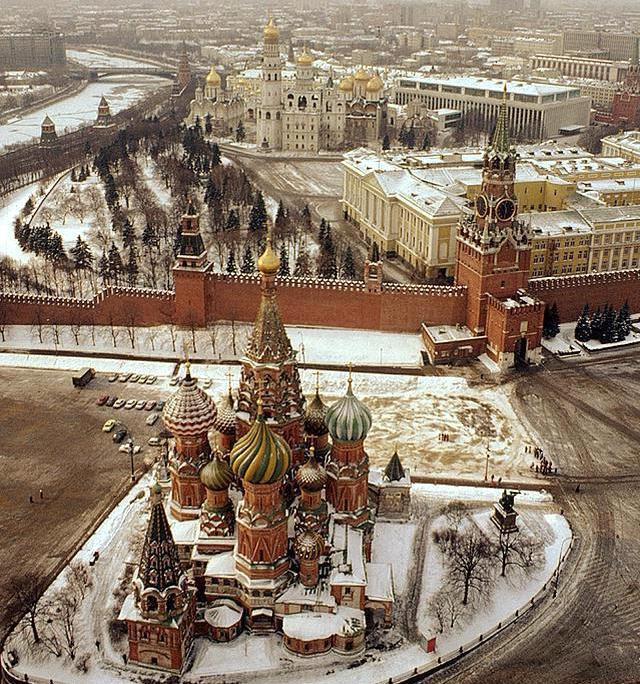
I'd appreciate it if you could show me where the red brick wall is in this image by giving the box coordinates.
[529,271,640,322]
[485,296,544,356]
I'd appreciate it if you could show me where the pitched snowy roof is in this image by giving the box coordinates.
[365,562,394,602]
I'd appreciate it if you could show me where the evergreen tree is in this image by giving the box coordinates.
[108,242,123,285]
[294,248,312,277]
[341,245,356,280]
[574,304,592,342]
[70,235,93,271]
[599,304,616,343]
[590,307,603,340]
[318,218,328,245]
[211,142,221,166]
[279,243,290,277]
[98,251,110,286]
[249,191,268,233]
[301,203,312,231]
[241,244,255,273]
[236,121,246,143]
[142,222,157,249]
[70,168,77,183]
[275,200,287,232]
[382,133,390,151]
[619,300,632,337]
[421,129,432,151]
[226,249,237,274]
[225,209,240,232]
[127,245,139,286]
[122,218,135,249]
[371,242,380,262]
[204,113,213,135]
[543,302,560,339]
[405,125,416,149]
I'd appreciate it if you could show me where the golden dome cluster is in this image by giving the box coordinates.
[338,76,354,92]
[297,46,314,67]
[354,68,370,82]
[264,17,279,44]
[366,74,384,92]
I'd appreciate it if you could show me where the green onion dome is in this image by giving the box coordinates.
[294,530,324,561]
[230,401,291,484]
[304,389,328,437]
[200,455,234,491]
[295,452,327,492]
[326,376,372,442]
[163,363,217,438]
[214,390,237,436]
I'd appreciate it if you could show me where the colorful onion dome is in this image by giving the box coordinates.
[200,455,234,491]
[296,451,327,492]
[304,387,328,437]
[230,401,291,484]
[326,373,372,442]
[297,46,314,66]
[206,66,221,86]
[162,363,217,438]
[214,390,237,436]
[354,68,370,82]
[257,233,280,275]
[264,17,279,44]
[366,74,384,92]
[294,529,324,560]
[338,76,354,92]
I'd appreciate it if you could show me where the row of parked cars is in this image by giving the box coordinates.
[169,375,213,388]
[109,373,158,385]
[102,417,165,446]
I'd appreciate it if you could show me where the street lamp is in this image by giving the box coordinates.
[553,536,572,598]
[484,440,490,482]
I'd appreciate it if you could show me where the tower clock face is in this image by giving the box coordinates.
[496,199,516,221]
[476,194,488,218]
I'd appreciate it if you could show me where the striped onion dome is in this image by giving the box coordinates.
[304,389,328,437]
[294,530,324,560]
[326,376,372,442]
[214,390,237,436]
[200,455,234,491]
[162,364,217,438]
[295,452,327,492]
[230,402,291,484]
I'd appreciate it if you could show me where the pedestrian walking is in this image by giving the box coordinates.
[39,488,43,500]
[95,639,100,651]
[29,495,33,504]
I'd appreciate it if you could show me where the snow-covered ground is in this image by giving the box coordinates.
[0,182,42,262]
[542,320,640,356]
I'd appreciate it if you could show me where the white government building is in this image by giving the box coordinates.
[393,76,591,140]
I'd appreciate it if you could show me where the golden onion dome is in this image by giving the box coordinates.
[264,17,280,44]
[338,76,354,92]
[294,530,324,560]
[200,455,234,491]
[162,363,217,438]
[214,390,237,436]
[206,66,221,86]
[230,402,291,484]
[257,235,280,275]
[366,74,384,92]
[326,374,372,443]
[354,68,370,82]
[295,452,327,492]
[304,389,328,437]
[297,47,314,66]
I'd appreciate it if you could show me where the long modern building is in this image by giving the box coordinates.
[531,55,631,83]
[562,30,639,64]
[393,77,591,140]
[0,30,66,69]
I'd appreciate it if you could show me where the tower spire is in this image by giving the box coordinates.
[492,83,511,154]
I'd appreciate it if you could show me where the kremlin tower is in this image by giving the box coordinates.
[256,17,283,149]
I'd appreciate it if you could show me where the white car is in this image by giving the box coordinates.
[146,413,159,426]
[119,444,142,454]
[148,436,163,446]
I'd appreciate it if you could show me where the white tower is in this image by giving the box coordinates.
[257,17,283,149]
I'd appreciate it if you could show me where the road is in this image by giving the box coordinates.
[427,356,640,684]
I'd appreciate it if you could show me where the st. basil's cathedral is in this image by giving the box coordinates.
[118,230,412,673]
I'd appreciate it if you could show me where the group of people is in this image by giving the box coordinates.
[438,432,452,442]
[527,444,557,476]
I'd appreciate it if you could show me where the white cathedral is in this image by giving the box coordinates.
[186,66,245,136]
[257,18,390,152]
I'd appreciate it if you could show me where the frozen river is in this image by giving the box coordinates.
[0,49,172,152]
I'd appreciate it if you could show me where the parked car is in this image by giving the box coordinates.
[119,443,141,454]
[96,395,109,406]
[108,374,118,383]
[169,376,179,386]
[156,400,165,410]
[146,376,157,384]
[125,399,136,410]
[106,396,117,407]
[148,436,163,446]
[135,400,146,410]
[130,374,140,383]
[114,399,125,409]
[203,379,212,389]
[112,429,127,443]
[146,413,159,426]
[102,419,116,432]
[119,373,131,383]
[138,375,148,384]
[144,400,156,411]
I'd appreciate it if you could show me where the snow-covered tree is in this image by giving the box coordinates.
[574,304,591,342]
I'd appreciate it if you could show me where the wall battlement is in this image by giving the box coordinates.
[530,269,640,291]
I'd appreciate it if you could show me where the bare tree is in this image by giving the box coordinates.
[66,561,93,602]
[11,572,47,643]
[147,328,159,352]
[495,529,544,578]
[70,322,83,346]
[108,315,120,348]
[32,307,45,344]
[208,323,218,357]
[125,312,137,349]
[167,321,177,353]
[433,524,494,605]
[53,586,79,661]
[429,585,467,633]
[187,313,198,354]
[0,307,7,342]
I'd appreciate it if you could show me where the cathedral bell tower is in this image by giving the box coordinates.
[455,84,532,336]
[256,17,283,149]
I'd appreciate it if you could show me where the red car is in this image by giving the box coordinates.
[96,395,109,406]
